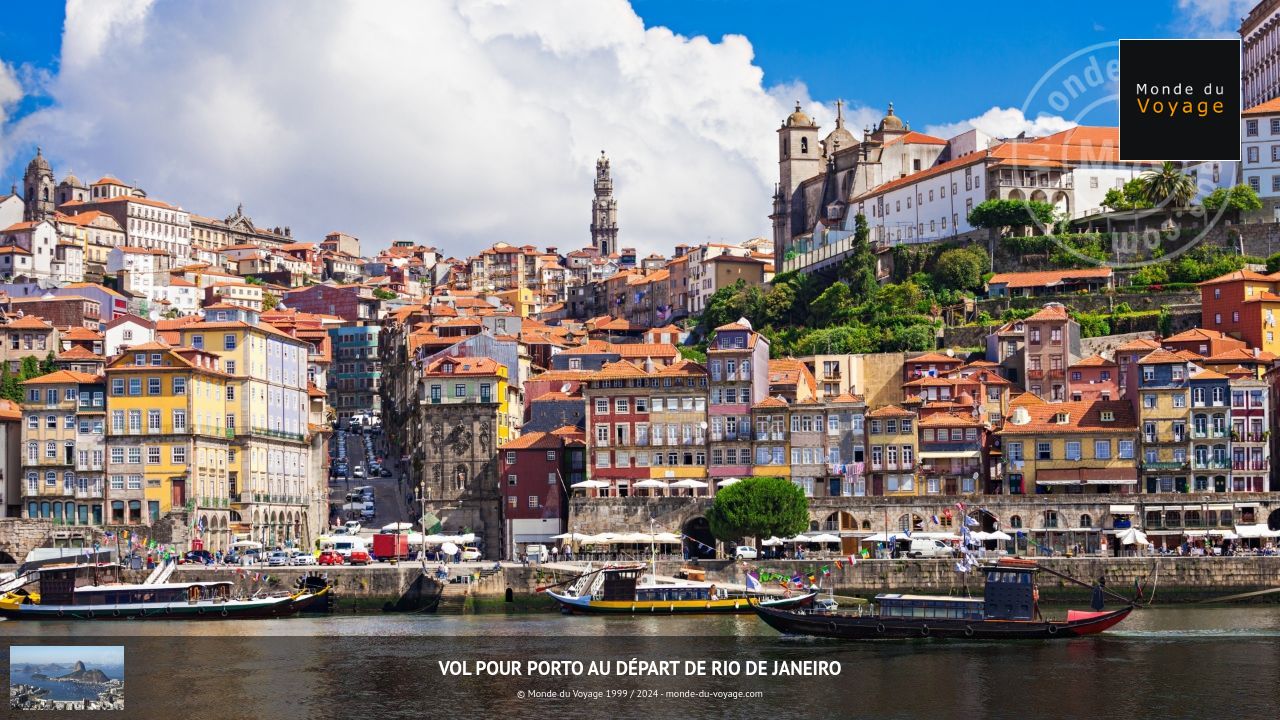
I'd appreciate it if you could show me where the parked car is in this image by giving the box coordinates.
[379,467,392,477]
[461,546,482,561]
[318,550,344,566]
[733,545,758,560]
[267,551,290,567]
[353,467,365,478]
[524,544,548,562]
[896,538,959,559]
[292,553,317,566]
[344,521,362,534]
[182,550,214,565]
[348,550,372,566]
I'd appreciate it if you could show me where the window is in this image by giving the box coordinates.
[454,384,465,398]
[1248,146,1260,163]
[148,377,161,395]
[594,399,608,415]
[128,378,141,395]
[595,451,610,468]
[1249,176,1260,192]
[635,397,648,413]
[128,447,141,464]
[223,334,237,350]
[172,376,187,395]
[112,378,125,395]
[148,410,161,432]
[147,447,161,464]
[1094,440,1111,459]
[225,360,236,375]
[615,398,629,414]
[1248,119,1259,136]
[172,446,187,464]
[128,410,141,432]
[1036,442,1051,460]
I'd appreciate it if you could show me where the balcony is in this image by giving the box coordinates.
[1026,369,1044,380]
[1232,460,1269,471]
[1143,461,1187,471]
[1192,459,1231,470]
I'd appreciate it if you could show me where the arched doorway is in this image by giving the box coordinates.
[0,551,15,564]
[1268,509,1280,531]
[682,517,716,560]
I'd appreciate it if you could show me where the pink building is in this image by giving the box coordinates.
[1068,355,1119,402]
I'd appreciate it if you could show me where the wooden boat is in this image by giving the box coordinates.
[0,561,333,621]
[546,564,816,615]
[754,557,1132,640]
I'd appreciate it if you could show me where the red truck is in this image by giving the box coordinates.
[372,533,410,561]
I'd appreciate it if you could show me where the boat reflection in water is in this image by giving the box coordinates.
[755,557,1132,640]
[547,564,816,614]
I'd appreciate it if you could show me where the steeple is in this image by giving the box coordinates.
[22,147,55,223]
[590,150,618,256]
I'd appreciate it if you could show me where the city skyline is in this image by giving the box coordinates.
[0,0,1249,258]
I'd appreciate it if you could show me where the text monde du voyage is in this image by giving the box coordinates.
[1133,82,1229,118]
[437,659,842,677]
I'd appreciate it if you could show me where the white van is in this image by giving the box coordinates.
[896,538,957,559]
[333,537,370,559]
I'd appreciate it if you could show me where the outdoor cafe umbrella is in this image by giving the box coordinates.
[440,542,460,556]
[988,530,1013,541]
[381,522,413,532]
[787,534,812,543]
[717,478,741,487]
[670,479,708,489]
[807,533,840,544]
[653,532,683,544]
[571,480,610,489]
[633,479,668,492]
[761,537,784,546]
[1117,527,1150,546]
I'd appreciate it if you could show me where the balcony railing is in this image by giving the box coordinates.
[1192,459,1231,470]
[1232,460,1269,471]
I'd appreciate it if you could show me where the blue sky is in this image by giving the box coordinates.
[0,1,1247,254]
[10,645,124,666]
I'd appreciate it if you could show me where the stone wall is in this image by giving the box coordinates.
[978,291,1198,316]
[568,496,712,535]
[0,518,54,562]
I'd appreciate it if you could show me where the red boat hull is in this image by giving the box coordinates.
[754,604,1133,640]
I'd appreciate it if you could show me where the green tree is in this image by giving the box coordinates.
[967,198,1056,236]
[1101,178,1154,212]
[1267,251,1280,274]
[809,282,855,325]
[262,292,281,311]
[793,325,879,355]
[677,345,706,363]
[19,355,41,381]
[1130,265,1168,286]
[373,288,398,301]
[1203,184,1263,219]
[932,247,984,292]
[705,476,809,548]
[887,324,938,352]
[0,364,19,403]
[1140,161,1196,225]
[839,214,879,303]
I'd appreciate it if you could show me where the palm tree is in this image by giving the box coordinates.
[1139,161,1196,227]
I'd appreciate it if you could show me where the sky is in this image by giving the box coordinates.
[10,645,124,666]
[0,0,1257,257]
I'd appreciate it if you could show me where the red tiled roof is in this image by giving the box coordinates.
[22,370,100,385]
[987,267,1112,289]
[999,399,1136,434]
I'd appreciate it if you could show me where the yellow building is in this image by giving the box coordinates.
[105,342,231,549]
[647,360,709,482]
[178,306,317,547]
[20,370,103,525]
[866,405,918,496]
[999,397,1139,497]
[496,287,537,318]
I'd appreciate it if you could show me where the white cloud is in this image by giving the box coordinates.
[0,62,24,174]
[1174,0,1254,38]
[4,0,835,257]
[923,107,1076,142]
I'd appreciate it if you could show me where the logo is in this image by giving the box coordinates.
[1012,41,1236,269]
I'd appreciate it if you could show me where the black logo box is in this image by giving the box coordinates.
[1119,38,1240,162]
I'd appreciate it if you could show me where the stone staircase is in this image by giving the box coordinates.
[434,566,506,614]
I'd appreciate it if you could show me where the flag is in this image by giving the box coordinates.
[821,567,830,576]
[955,502,965,511]
[931,514,941,526]
[791,574,804,586]
[834,560,843,570]
[807,574,816,584]
[965,515,979,527]
[848,554,857,566]
[745,572,762,591]
[955,562,968,573]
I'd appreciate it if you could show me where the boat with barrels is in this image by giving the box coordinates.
[754,557,1132,640]
[0,557,334,621]
[546,563,816,614]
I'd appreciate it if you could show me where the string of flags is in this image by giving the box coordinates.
[743,553,862,589]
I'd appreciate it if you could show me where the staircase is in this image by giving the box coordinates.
[435,582,472,614]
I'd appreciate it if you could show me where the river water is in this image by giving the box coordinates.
[4,607,1279,719]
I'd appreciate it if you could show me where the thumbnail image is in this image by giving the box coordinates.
[9,646,124,711]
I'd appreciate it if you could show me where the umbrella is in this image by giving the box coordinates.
[988,531,1013,541]
[787,535,811,543]
[406,533,425,545]
[1117,527,1149,546]
[653,532,682,544]
[808,533,840,543]
[717,478,741,487]
[633,479,669,489]
[618,532,654,543]
[969,531,991,542]
[571,479,610,489]
[440,542,459,555]
[381,522,413,532]
[761,537,784,547]
[230,540,262,549]
[670,479,708,489]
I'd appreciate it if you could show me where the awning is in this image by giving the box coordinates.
[1207,504,1234,511]
[1183,530,1208,536]
[1109,504,1136,513]
[1035,479,1081,485]
[1086,478,1138,485]
[1235,502,1261,508]
[1038,468,1137,485]
[918,450,981,459]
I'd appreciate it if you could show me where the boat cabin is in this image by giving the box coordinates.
[876,594,984,620]
[36,564,123,604]
[74,582,233,605]
[982,564,1036,620]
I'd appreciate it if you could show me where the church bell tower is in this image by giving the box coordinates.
[590,151,618,256]
[22,147,55,223]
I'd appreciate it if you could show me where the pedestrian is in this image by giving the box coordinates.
[551,546,559,562]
